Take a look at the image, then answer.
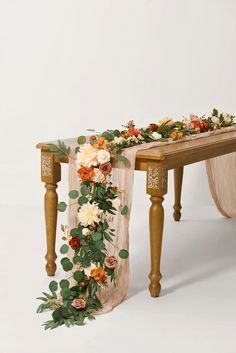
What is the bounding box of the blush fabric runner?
[67,126,236,313]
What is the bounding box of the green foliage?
[115,155,129,162]
[73,271,84,282]
[49,281,58,292]
[121,205,128,215]
[77,136,86,144]
[60,244,69,254]
[48,140,70,159]
[81,185,90,196]
[57,202,67,212]
[68,190,79,199]
[60,258,73,272]
[59,279,70,289]
[92,232,102,241]
[119,249,129,259]
[78,196,88,205]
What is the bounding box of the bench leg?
[173,166,183,221]
[147,162,168,297]
[41,151,61,276]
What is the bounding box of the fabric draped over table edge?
[66,126,236,314]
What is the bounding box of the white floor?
[1,202,236,353]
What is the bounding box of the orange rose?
[90,267,107,282]
[99,162,112,175]
[93,137,107,149]
[77,166,94,181]
[202,121,210,131]
[127,128,141,137]
[192,120,203,130]
[170,131,184,140]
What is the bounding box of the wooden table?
[37,130,236,297]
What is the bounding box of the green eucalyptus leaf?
[60,244,69,254]
[57,202,67,212]
[95,240,105,250]
[70,228,80,236]
[78,196,88,205]
[49,280,58,292]
[60,258,73,272]
[73,271,84,283]
[59,279,70,289]
[116,155,129,162]
[121,205,128,215]
[118,249,129,259]
[68,190,79,199]
[60,288,71,299]
[92,232,102,241]
[81,185,89,196]
[77,136,86,145]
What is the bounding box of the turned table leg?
[146,162,168,297]
[41,152,61,276]
[173,166,183,221]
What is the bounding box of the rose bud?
[148,123,158,132]
[69,236,80,250]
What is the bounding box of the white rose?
[82,228,91,236]
[137,134,144,140]
[76,144,98,168]
[92,168,106,183]
[152,132,162,140]
[78,203,101,226]
[212,116,220,125]
[84,263,97,276]
[114,136,125,145]
[112,197,121,209]
[223,113,231,124]
[97,149,110,164]
[128,136,139,143]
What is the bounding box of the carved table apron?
[37,130,236,297]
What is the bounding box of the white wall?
[0,0,236,206]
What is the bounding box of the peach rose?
[72,298,86,309]
[99,162,112,175]
[104,256,118,269]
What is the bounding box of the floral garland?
[37,109,235,329]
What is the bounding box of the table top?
[37,129,236,171]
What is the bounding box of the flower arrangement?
[37,109,235,329]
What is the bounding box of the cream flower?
[159,117,175,126]
[114,136,125,145]
[84,263,97,276]
[97,149,110,164]
[151,132,162,140]
[128,136,139,143]
[223,113,231,124]
[137,134,144,140]
[112,197,121,209]
[82,228,92,236]
[76,143,98,168]
[92,168,106,183]
[77,203,101,226]
[212,116,220,125]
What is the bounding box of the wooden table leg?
[173,166,183,221]
[41,151,61,276]
[146,162,168,297]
